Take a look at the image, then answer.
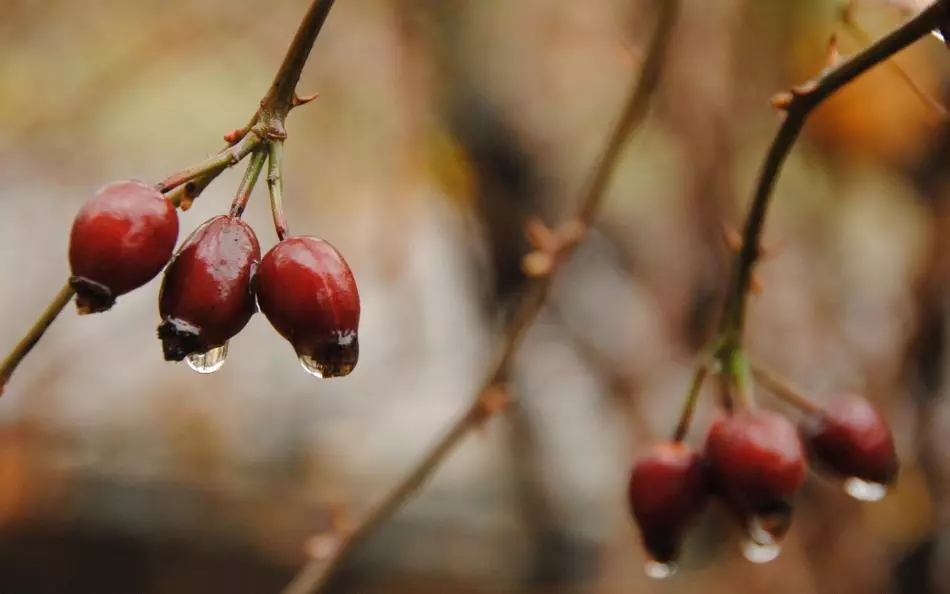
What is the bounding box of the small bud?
[522,250,555,278]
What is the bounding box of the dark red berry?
[628,442,710,564]
[704,410,806,539]
[68,180,179,314]
[255,236,360,378]
[157,215,261,361]
[800,393,898,487]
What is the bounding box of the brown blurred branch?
[719,0,948,343]
[0,0,336,397]
[278,2,680,593]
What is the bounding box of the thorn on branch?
[293,91,320,107]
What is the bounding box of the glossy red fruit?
[157,215,261,361]
[800,393,899,488]
[628,442,710,564]
[69,180,179,314]
[704,410,806,539]
[255,236,360,378]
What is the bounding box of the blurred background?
[0,0,948,592]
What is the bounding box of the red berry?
[157,216,261,361]
[68,180,179,314]
[704,410,806,531]
[255,236,360,378]
[628,442,710,563]
[800,393,898,488]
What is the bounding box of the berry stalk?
[267,140,290,240]
[229,148,268,218]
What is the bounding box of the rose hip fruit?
[800,393,899,490]
[628,442,710,564]
[704,410,806,539]
[255,236,360,378]
[157,215,261,361]
[68,180,179,314]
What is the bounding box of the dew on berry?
[185,342,229,374]
[256,236,360,379]
[157,215,260,362]
[644,560,677,580]
[742,538,781,564]
[843,477,887,502]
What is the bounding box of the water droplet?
[741,539,781,564]
[844,477,887,502]
[186,343,228,374]
[297,334,358,378]
[644,560,677,579]
[747,517,776,546]
[932,29,946,44]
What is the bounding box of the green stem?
[156,132,261,194]
[229,148,268,218]
[266,140,290,240]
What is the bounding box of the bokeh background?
[1,0,948,592]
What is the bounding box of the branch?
[258,0,336,136]
[278,2,679,592]
[718,0,948,343]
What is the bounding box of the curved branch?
[279,2,680,592]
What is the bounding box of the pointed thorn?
[825,34,842,70]
[770,91,794,111]
[292,91,320,107]
[750,274,764,295]
[721,222,743,252]
[524,218,558,252]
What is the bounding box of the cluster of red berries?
[67,179,360,377]
[627,391,898,576]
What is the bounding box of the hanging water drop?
[186,342,229,374]
[932,29,946,44]
[843,477,887,502]
[748,517,776,546]
[644,560,677,580]
[741,539,781,564]
[298,351,357,378]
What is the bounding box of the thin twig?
[840,10,948,121]
[719,0,948,342]
[279,2,679,592]
[673,360,709,442]
[259,0,336,134]
[0,283,75,397]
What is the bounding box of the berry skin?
[704,410,806,534]
[800,393,898,487]
[68,180,179,314]
[255,236,360,378]
[157,216,261,361]
[628,442,710,564]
